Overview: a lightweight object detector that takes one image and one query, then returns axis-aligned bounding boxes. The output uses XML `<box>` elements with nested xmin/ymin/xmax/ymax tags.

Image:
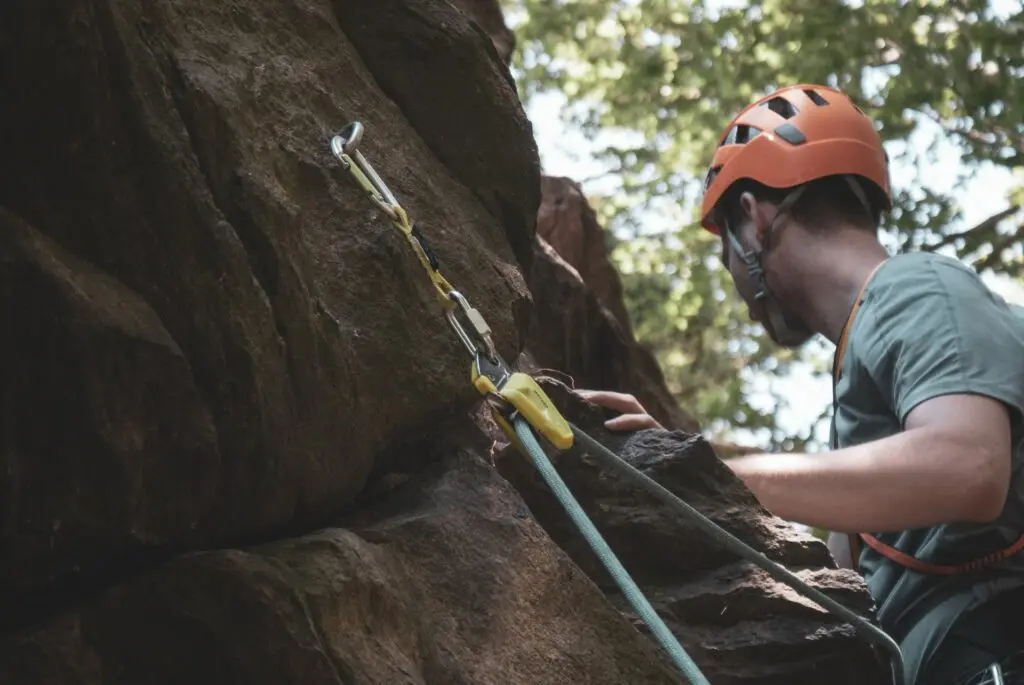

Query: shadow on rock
<box><xmin>0</xmin><ymin>414</ymin><xmax>688</xmax><ymax>685</ymax></box>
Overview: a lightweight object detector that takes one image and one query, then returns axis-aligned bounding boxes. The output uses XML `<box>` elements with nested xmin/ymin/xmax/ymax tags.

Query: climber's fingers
<box><xmin>575</xmin><ymin>389</ymin><xmax>645</xmax><ymax>414</ymax></box>
<box><xmin>575</xmin><ymin>389</ymin><xmax>664</xmax><ymax>431</ymax></box>
<box><xmin>603</xmin><ymin>413</ymin><xmax>663</xmax><ymax>431</ymax></box>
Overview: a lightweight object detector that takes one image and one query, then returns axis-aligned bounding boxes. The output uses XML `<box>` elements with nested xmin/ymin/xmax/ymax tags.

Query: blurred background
<box><xmin>503</xmin><ymin>0</ymin><xmax>1024</xmax><ymax>452</ymax></box>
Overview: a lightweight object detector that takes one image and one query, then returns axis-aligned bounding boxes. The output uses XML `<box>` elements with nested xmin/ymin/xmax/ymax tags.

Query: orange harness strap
<box><xmin>833</xmin><ymin>261</ymin><xmax>1024</xmax><ymax>575</ymax></box>
<box><xmin>858</xmin><ymin>531</ymin><xmax>1024</xmax><ymax>575</ymax></box>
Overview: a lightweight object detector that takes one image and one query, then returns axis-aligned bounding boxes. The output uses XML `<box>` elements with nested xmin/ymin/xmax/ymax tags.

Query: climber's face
<box><xmin>720</xmin><ymin>194</ymin><xmax>816</xmax><ymax>349</ymax></box>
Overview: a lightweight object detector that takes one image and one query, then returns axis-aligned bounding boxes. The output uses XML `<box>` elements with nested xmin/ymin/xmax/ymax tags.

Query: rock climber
<box><xmin>576</xmin><ymin>84</ymin><xmax>1024</xmax><ymax>685</ymax></box>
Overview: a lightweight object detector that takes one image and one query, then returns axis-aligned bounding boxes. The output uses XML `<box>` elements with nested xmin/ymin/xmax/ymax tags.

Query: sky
<box><xmin>520</xmin><ymin>8</ymin><xmax>1022</xmax><ymax>448</ymax></box>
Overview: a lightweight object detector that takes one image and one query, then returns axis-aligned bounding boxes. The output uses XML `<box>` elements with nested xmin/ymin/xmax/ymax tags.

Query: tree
<box><xmin>505</xmin><ymin>0</ymin><xmax>1024</xmax><ymax>449</ymax></box>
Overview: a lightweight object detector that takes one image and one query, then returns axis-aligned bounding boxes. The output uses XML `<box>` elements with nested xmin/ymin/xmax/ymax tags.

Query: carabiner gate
<box><xmin>445</xmin><ymin>306</ymin><xmax>478</xmax><ymax>358</ymax></box>
<box><xmin>446</xmin><ymin>290</ymin><xmax>498</xmax><ymax>362</ymax></box>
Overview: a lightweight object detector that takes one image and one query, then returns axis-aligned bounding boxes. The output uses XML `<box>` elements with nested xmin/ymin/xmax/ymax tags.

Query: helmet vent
<box><xmin>804</xmin><ymin>89</ymin><xmax>829</xmax><ymax>106</ymax></box>
<box><xmin>704</xmin><ymin>165</ymin><xmax>722</xmax><ymax>191</ymax></box>
<box><xmin>723</xmin><ymin>124</ymin><xmax>762</xmax><ymax>146</ymax></box>
<box><xmin>760</xmin><ymin>96</ymin><xmax>798</xmax><ymax>119</ymax></box>
<box><xmin>735</xmin><ymin>125</ymin><xmax>761</xmax><ymax>144</ymax></box>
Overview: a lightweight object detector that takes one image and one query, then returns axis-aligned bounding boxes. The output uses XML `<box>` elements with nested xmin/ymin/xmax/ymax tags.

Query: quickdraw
<box><xmin>328</xmin><ymin>121</ymin><xmax>906</xmax><ymax>685</ymax></box>
<box><xmin>330</xmin><ymin>122</ymin><xmax>572</xmax><ymax>452</ymax></box>
<box><xmin>330</xmin><ymin>123</ymin><xmax>456</xmax><ymax>309</ymax></box>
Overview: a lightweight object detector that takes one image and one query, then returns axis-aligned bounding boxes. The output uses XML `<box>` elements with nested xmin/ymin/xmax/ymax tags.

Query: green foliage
<box><xmin>506</xmin><ymin>0</ymin><xmax>1024</xmax><ymax>448</ymax></box>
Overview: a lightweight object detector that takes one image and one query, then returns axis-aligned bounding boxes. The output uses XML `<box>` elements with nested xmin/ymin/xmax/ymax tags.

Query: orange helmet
<box><xmin>699</xmin><ymin>84</ymin><xmax>892</xmax><ymax>235</ymax></box>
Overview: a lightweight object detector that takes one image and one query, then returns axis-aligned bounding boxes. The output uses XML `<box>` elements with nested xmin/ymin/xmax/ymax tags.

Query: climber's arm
<box><xmin>735</xmin><ymin>260</ymin><xmax>1024</xmax><ymax>534</ymax></box>
<box><xmin>726</xmin><ymin>392</ymin><xmax>1012</xmax><ymax>533</ymax></box>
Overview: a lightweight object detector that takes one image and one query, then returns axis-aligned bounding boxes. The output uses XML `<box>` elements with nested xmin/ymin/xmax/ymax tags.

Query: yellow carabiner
<box><xmin>498</xmin><ymin>372</ymin><xmax>574</xmax><ymax>450</ymax></box>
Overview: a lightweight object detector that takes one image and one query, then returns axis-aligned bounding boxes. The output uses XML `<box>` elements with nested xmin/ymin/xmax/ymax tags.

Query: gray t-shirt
<box><xmin>830</xmin><ymin>251</ymin><xmax>1024</xmax><ymax>682</ymax></box>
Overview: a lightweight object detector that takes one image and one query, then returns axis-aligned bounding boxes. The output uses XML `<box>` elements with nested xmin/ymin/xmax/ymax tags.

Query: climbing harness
<box><xmin>329</xmin><ymin>121</ymin><xmax>906</xmax><ymax>685</ymax></box>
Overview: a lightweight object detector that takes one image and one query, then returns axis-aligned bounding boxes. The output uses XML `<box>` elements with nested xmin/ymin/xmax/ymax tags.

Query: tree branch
<box><xmin>972</xmin><ymin>229</ymin><xmax>1022</xmax><ymax>272</ymax></box>
<box><xmin>922</xmin><ymin>109</ymin><xmax>1024</xmax><ymax>156</ymax></box>
<box><xmin>923</xmin><ymin>204</ymin><xmax>1021</xmax><ymax>252</ymax></box>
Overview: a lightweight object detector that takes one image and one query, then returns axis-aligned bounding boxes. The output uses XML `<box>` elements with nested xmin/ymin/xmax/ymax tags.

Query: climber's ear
<box><xmin>737</xmin><ymin>191</ymin><xmax>766</xmax><ymax>250</ymax></box>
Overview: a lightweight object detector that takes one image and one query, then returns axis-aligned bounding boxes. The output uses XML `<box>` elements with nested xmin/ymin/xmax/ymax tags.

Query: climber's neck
<box><xmin>783</xmin><ymin>229</ymin><xmax>888</xmax><ymax>345</ymax></box>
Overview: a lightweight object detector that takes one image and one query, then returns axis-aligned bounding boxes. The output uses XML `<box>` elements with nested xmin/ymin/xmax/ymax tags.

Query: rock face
<box><xmin>0</xmin><ymin>0</ymin><xmax>889</xmax><ymax>682</ymax></box>
<box><xmin>0</xmin><ymin>417</ymin><xmax>686</xmax><ymax>685</ymax></box>
<box><xmin>496</xmin><ymin>384</ymin><xmax>888</xmax><ymax>684</ymax></box>
<box><xmin>523</xmin><ymin>177</ymin><xmax>699</xmax><ymax>432</ymax></box>
<box><xmin>449</xmin><ymin>0</ymin><xmax>517</xmax><ymax>64</ymax></box>
<box><xmin>0</xmin><ymin>0</ymin><xmax>536</xmax><ymax>599</ymax></box>
<box><xmin>537</xmin><ymin>176</ymin><xmax>635</xmax><ymax>331</ymax></box>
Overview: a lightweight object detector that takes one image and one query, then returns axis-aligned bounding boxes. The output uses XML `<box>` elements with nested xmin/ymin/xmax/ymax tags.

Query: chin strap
<box><xmin>723</xmin><ymin>186</ymin><xmax>808</xmax><ymax>342</ymax></box>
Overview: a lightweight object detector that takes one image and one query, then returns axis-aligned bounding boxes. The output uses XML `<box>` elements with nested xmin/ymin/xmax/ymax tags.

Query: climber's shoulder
<box><xmin>848</xmin><ymin>251</ymin><xmax>1024</xmax><ymax>425</ymax></box>
<box><xmin>861</xmin><ymin>251</ymin><xmax>1004</xmax><ymax>316</ymax></box>
<box><xmin>853</xmin><ymin>250</ymin><xmax>1024</xmax><ymax>346</ymax></box>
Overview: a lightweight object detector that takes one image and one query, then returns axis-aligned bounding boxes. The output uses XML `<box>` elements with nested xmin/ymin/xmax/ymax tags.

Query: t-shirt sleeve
<box><xmin>857</xmin><ymin>256</ymin><xmax>1024</xmax><ymax>426</ymax></box>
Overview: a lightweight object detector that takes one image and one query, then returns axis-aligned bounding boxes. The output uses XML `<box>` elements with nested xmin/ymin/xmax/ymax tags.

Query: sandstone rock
<box><xmin>0</xmin><ymin>209</ymin><xmax>221</xmax><ymax>616</ymax></box>
<box><xmin>523</xmin><ymin>179</ymin><xmax>699</xmax><ymax>432</ymax></box>
<box><xmin>528</xmin><ymin>173</ymin><xmax>764</xmax><ymax>447</ymax></box>
<box><xmin>0</xmin><ymin>0</ymin><xmax>537</xmax><ymax>598</ymax></box>
<box><xmin>537</xmin><ymin>176</ymin><xmax>634</xmax><ymax>331</ymax></box>
<box><xmin>449</xmin><ymin>0</ymin><xmax>517</xmax><ymax>64</ymax></box>
<box><xmin>495</xmin><ymin>383</ymin><xmax>890</xmax><ymax>684</ymax></box>
<box><xmin>0</xmin><ymin>419</ymin><xmax>685</xmax><ymax>685</ymax></box>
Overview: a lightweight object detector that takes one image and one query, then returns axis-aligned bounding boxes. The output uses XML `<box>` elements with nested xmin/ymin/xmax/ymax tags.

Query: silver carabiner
<box><xmin>330</xmin><ymin>121</ymin><xmax>399</xmax><ymax>210</ymax></box>
<box><xmin>445</xmin><ymin>290</ymin><xmax>498</xmax><ymax>362</ymax></box>
<box><xmin>332</xmin><ymin>121</ymin><xmax>364</xmax><ymax>154</ymax></box>
<box><xmin>445</xmin><ymin>292</ymin><xmax>479</xmax><ymax>357</ymax></box>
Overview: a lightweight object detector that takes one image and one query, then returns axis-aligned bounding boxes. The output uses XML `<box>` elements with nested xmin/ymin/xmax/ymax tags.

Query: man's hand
<box><xmin>574</xmin><ymin>389</ymin><xmax>664</xmax><ymax>431</ymax></box>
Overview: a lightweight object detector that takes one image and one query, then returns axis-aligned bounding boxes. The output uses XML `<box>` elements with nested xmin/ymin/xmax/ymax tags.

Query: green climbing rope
<box><xmin>568</xmin><ymin>424</ymin><xmax>907</xmax><ymax>685</ymax></box>
<box><xmin>512</xmin><ymin>416</ymin><xmax>711</xmax><ymax>685</ymax></box>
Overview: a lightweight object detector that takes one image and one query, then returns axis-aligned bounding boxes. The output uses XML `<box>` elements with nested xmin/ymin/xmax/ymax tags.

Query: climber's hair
<box><xmin>713</xmin><ymin>174</ymin><xmax>885</xmax><ymax>235</ymax></box>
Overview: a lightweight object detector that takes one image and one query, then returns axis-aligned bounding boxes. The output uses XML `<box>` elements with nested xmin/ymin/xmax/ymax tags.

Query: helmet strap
<box><xmin>723</xmin><ymin>186</ymin><xmax>809</xmax><ymax>346</ymax></box>
<box><xmin>843</xmin><ymin>175</ymin><xmax>877</xmax><ymax>227</ymax></box>
<box><xmin>724</xmin><ymin>228</ymin><xmax>768</xmax><ymax>299</ymax></box>
<box><xmin>724</xmin><ymin>185</ymin><xmax>806</xmax><ymax>298</ymax></box>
